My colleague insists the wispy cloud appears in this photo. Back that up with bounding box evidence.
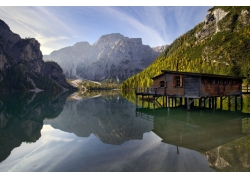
[0,6,210,54]
[104,7,167,46]
[0,6,74,54]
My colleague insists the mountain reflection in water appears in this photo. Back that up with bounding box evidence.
[0,91,250,172]
[45,92,153,145]
[0,91,69,162]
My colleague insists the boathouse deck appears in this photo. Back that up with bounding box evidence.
[135,70,248,110]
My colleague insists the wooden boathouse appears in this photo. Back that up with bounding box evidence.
[135,70,246,110]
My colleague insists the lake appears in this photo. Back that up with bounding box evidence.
[0,90,250,172]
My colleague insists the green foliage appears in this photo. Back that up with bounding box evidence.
[122,6,250,89]
[0,65,33,91]
[0,64,63,92]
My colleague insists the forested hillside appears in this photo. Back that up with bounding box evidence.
[122,6,250,89]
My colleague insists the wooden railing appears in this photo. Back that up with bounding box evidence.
[135,87,166,95]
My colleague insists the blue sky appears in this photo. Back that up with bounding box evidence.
[0,1,241,55]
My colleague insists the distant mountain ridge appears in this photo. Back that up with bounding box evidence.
[0,19,75,92]
[122,6,250,89]
[43,33,167,82]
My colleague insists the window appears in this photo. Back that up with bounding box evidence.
[214,79,220,84]
[160,81,165,87]
[176,76,181,86]
[173,75,183,87]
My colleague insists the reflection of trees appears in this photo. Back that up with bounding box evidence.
[45,93,153,145]
[0,91,70,162]
[206,117,250,172]
[136,107,250,171]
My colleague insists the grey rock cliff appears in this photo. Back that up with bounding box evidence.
[44,33,167,82]
[195,8,228,40]
[0,19,75,92]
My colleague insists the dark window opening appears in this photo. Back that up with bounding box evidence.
[176,76,181,87]
[214,79,220,84]
[160,81,165,87]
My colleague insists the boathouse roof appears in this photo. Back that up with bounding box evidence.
[151,70,246,80]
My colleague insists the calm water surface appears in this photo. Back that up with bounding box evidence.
[0,91,250,172]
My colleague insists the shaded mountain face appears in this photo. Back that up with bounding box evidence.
[44,93,153,145]
[0,19,75,92]
[0,91,70,162]
[122,6,250,89]
[43,33,167,82]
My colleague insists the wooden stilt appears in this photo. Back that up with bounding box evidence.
[215,97,217,109]
[142,95,144,108]
[235,96,237,111]
[212,97,214,109]
[241,95,243,110]
[220,96,222,109]
[199,98,202,108]
[187,98,190,111]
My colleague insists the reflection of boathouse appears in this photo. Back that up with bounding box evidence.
[136,70,246,110]
[136,107,250,153]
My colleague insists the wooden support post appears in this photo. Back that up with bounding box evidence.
[153,96,156,109]
[209,98,212,108]
[241,95,243,110]
[142,95,145,108]
[136,95,138,108]
[212,97,214,109]
[162,96,164,108]
[190,99,194,107]
[235,96,237,111]
[220,96,222,109]
[199,98,202,108]
[187,98,190,111]
[215,97,217,109]
[180,97,183,106]
[148,95,150,109]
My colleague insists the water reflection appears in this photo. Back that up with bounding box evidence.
[45,92,153,145]
[0,92,69,162]
[136,106,250,171]
[1,90,250,171]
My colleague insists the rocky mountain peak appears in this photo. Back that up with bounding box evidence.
[0,19,75,92]
[0,19,10,31]
[44,33,167,81]
[195,8,228,40]
[19,38,43,62]
[152,45,168,53]
[129,38,142,46]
